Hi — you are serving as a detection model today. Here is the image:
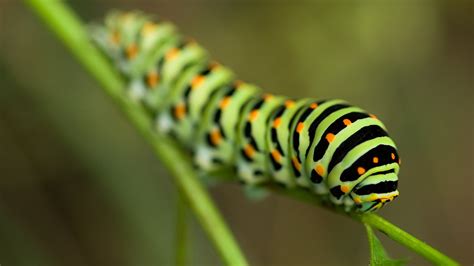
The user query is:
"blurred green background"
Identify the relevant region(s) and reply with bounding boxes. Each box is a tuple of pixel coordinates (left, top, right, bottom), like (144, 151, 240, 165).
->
(0, 1, 472, 265)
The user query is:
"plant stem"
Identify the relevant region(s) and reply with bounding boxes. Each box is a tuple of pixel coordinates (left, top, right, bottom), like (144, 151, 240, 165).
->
(270, 185, 459, 266)
(23, 1, 248, 265)
(358, 214, 458, 266)
(175, 191, 188, 266)
(23, 1, 459, 265)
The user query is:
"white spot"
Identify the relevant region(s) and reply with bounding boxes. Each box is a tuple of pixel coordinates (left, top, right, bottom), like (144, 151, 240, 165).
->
(194, 146, 214, 171)
(156, 113, 173, 134)
(237, 163, 255, 184)
(128, 79, 146, 101)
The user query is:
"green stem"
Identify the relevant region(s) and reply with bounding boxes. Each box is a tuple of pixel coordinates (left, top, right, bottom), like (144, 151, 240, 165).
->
(175, 191, 188, 266)
(358, 214, 458, 266)
(23, 1, 248, 265)
(23, 1, 459, 265)
(270, 185, 459, 265)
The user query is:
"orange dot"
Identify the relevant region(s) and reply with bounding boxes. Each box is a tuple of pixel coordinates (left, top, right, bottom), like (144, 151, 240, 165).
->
(391, 153, 396, 160)
(272, 117, 282, 128)
(209, 61, 220, 70)
(292, 157, 302, 171)
(234, 80, 244, 88)
(271, 149, 282, 162)
(341, 185, 350, 193)
(165, 47, 179, 60)
(191, 75, 205, 89)
(325, 133, 335, 143)
(174, 104, 186, 120)
(373, 157, 379, 164)
(357, 167, 366, 175)
(354, 197, 362, 204)
(263, 93, 273, 101)
(315, 164, 325, 176)
(285, 100, 295, 108)
(219, 96, 231, 109)
(370, 114, 378, 120)
(146, 72, 160, 88)
(210, 128, 222, 145)
(296, 122, 304, 133)
(141, 22, 158, 36)
(249, 110, 259, 122)
(244, 144, 255, 158)
(310, 103, 318, 109)
(343, 119, 352, 126)
(126, 43, 138, 59)
(110, 31, 120, 44)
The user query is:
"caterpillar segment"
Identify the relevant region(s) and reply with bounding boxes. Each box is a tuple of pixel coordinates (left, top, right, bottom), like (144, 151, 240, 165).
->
(237, 94, 286, 185)
(265, 98, 312, 188)
(194, 81, 260, 171)
(92, 10, 401, 213)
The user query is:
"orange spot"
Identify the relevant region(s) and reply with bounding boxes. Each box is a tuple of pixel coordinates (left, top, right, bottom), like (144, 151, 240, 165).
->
(315, 164, 325, 176)
(126, 43, 138, 59)
(174, 104, 186, 120)
(191, 75, 205, 89)
(249, 110, 259, 122)
(210, 128, 222, 145)
(325, 133, 335, 143)
(263, 93, 273, 101)
(357, 167, 366, 175)
(296, 122, 304, 133)
(292, 157, 302, 171)
(271, 150, 282, 162)
(110, 31, 120, 44)
(272, 117, 282, 128)
(391, 153, 396, 160)
(310, 102, 318, 109)
(398, 158, 402, 165)
(165, 47, 179, 60)
(146, 72, 160, 88)
(373, 157, 379, 164)
(209, 61, 220, 70)
(341, 185, 350, 193)
(244, 144, 255, 158)
(219, 96, 231, 109)
(284, 100, 295, 108)
(141, 22, 157, 36)
(234, 80, 244, 88)
(370, 114, 378, 119)
(343, 119, 352, 126)
(354, 197, 362, 204)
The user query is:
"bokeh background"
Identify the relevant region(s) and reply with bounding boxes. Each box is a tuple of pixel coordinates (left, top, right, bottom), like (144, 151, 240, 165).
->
(0, 1, 472, 265)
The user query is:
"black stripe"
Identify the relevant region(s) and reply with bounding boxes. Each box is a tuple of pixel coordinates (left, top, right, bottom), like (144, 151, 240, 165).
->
(305, 104, 350, 156)
(354, 180, 398, 195)
(340, 145, 398, 182)
(328, 125, 388, 173)
(330, 186, 345, 199)
(269, 152, 283, 171)
(312, 112, 369, 161)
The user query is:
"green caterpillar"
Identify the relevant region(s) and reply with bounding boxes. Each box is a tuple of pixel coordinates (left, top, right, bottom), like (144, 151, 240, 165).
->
(91, 10, 400, 212)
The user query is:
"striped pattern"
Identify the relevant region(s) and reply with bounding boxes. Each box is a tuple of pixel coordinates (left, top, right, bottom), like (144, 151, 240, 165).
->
(91, 10, 401, 212)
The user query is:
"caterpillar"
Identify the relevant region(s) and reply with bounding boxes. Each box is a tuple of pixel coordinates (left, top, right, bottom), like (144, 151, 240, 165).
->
(91, 10, 400, 213)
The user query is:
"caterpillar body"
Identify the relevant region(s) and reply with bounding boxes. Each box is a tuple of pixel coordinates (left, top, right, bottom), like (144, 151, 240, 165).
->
(92, 11, 400, 212)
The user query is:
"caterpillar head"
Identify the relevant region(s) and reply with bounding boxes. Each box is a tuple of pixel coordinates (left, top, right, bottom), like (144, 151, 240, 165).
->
(325, 117, 401, 213)
(350, 168, 399, 212)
